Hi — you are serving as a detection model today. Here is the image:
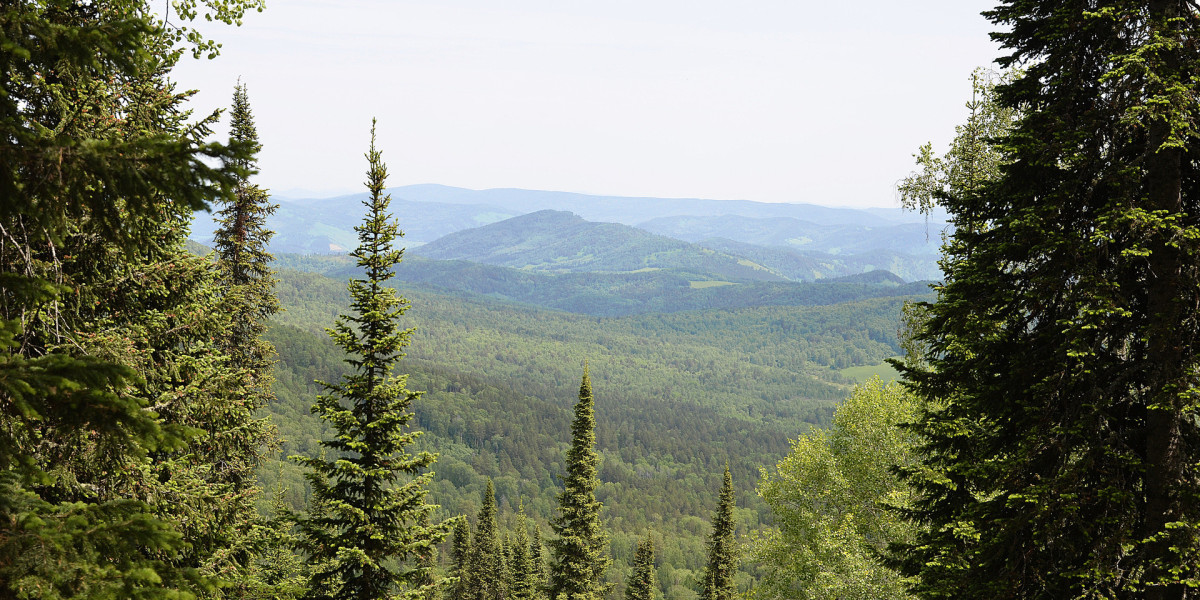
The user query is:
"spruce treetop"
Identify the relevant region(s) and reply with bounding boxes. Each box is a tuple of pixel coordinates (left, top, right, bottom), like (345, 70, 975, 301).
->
(701, 465, 737, 600)
(547, 365, 611, 600)
(295, 121, 450, 600)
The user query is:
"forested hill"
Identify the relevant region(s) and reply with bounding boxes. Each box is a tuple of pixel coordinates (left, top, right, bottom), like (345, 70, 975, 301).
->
(189, 186, 945, 282)
(637, 214, 940, 257)
(410, 209, 783, 281)
(270, 252, 932, 317)
(264, 265, 926, 590)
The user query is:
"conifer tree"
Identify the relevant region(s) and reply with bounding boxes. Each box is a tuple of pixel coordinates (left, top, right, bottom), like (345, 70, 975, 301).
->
(248, 485, 309, 600)
(896, 2, 1200, 598)
(625, 534, 657, 600)
(200, 79, 280, 598)
(700, 465, 737, 600)
(547, 367, 611, 600)
(508, 505, 538, 600)
(294, 122, 451, 600)
(466, 479, 505, 600)
(0, 2, 257, 597)
(214, 81, 280, 374)
(529, 525, 547, 596)
(416, 511, 443, 600)
(450, 517, 473, 600)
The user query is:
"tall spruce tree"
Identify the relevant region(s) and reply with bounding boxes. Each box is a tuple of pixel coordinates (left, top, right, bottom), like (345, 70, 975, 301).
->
(896, 2, 1200, 599)
(529, 525, 547, 597)
(450, 517, 473, 600)
(508, 504, 540, 600)
(547, 367, 611, 600)
(294, 122, 451, 600)
(0, 1, 258, 597)
(625, 534, 657, 600)
(700, 465, 737, 600)
(204, 79, 280, 598)
(465, 479, 505, 600)
(214, 81, 279, 375)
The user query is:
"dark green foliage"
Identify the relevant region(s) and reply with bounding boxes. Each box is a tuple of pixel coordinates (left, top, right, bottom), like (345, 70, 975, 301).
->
(465, 480, 505, 600)
(205, 79, 280, 599)
(700, 466, 736, 600)
(449, 518, 472, 600)
(625, 534, 657, 600)
(0, 1, 256, 597)
(897, 2, 1200, 598)
(547, 368, 612, 600)
(528, 526, 547, 597)
(294, 123, 451, 600)
(214, 81, 280, 373)
(507, 507, 542, 600)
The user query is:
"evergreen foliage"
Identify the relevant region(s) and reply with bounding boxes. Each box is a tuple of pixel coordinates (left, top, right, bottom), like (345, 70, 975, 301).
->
(625, 534, 657, 600)
(214, 81, 280, 374)
(0, 1, 257, 597)
(294, 122, 451, 600)
(528, 525, 547, 597)
(896, 2, 1200, 598)
(700, 466, 737, 600)
(203, 79, 281, 598)
(508, 505, 542, 600)
(449, 517, 472, 600)
(465, 479, 505, 600)
(547, 367, 612, 600)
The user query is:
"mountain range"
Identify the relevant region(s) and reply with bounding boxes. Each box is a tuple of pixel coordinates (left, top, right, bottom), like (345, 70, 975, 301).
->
(190, 184, 947, 282)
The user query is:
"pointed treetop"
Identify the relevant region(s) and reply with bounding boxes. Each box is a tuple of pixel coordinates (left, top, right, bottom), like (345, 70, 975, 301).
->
(580, 362, 592, 399)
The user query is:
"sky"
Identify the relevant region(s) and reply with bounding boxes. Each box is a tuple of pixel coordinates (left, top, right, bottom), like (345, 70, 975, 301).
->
(172, 1, 1003, 208)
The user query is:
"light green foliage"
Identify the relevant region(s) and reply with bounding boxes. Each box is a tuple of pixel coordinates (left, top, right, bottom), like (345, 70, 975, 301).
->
(547, 368, 612, 600)
(897, 67, 1019, 217)
(246, 485, 308, 600)
(294, 123, 452, 600)
(750, 378, 919, 600)
(159, 0, 266, 58)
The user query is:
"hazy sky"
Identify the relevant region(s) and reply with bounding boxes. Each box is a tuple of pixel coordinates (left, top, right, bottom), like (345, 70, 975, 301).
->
(172, 1, 1002, 208)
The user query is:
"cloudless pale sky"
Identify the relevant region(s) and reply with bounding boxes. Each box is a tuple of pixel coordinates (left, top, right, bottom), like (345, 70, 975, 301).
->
(172, 1, 1003, 208)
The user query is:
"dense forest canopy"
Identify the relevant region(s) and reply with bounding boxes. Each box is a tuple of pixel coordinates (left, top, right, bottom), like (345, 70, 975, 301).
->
(5, 1, 1200, 600)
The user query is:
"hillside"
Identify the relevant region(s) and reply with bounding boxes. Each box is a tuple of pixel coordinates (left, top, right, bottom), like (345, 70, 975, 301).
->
(410, 209, 785, 281)
(271, 253, 932, 317)
(696, 238, 943, 282)
(263, 266, 929, 589)
(638, 214, 941, 256)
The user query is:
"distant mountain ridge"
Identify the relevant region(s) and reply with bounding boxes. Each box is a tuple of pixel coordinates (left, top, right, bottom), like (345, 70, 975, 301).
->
(188, 184, 945, 280)
(411, 209, 784, 281)
(637, 214, 942, 257)
(191, 195, 521, 253)
(376, 184, 929, 226)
